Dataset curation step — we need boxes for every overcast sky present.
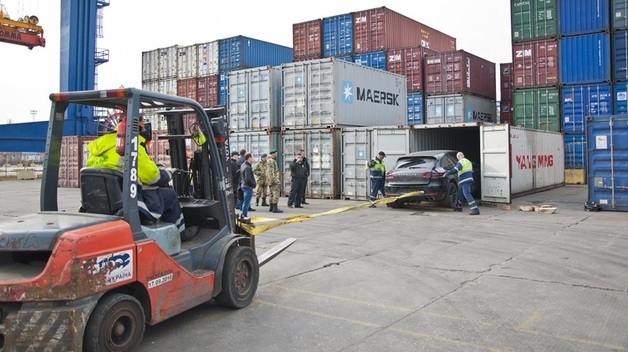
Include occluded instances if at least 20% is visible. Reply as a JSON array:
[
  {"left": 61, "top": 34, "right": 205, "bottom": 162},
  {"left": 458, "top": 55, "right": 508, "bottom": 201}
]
[{"left": 0, "top": 0, "right": 511, "bottom": 124}]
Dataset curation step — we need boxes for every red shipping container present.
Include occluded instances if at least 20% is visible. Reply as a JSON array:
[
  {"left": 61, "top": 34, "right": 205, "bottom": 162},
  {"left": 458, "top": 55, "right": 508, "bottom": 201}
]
[
  {"left": 424, "top": 50, "right": 496, "bottom": 99},
  {"left": 177, "top": 78, "right": 197, "bottom": 101},
  {"left": 293, "top": 19, "right": 323, "bottom": 61},
  {"left": 500, "top": 63, "right": 515, "bottom": 101},
  {"left": 387, "top": 46, "right": 438, "bottom": 93},
  {"left": 512, "top": 39, "right": 558, "bottom": 88},
  {"left": 500, "top": 100, "right": 514, "bottom": 125},
  {"left": 58, "top": 136, "right": 97, "bottom": 188},
  {"left": 353, "top": 7, "right": 456, "bottom": 54},
  {"left": 196, "top": 75, "right": 219, "bottom": 107}
]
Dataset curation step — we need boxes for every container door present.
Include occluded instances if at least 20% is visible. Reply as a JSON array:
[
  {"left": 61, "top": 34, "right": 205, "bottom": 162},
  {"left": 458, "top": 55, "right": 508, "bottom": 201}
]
[
  {"left": 372, "top": 127, "right": 411, "bottom": 172},
  {"left": 480, "top": 124, "right": 511, "bottom": 203},
  {"left": 341, "top": 128, "right": 371, "bottom": 200}
]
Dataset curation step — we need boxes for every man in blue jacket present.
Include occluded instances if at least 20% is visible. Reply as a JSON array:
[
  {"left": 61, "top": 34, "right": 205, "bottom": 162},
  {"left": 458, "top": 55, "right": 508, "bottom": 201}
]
[{"left": 445, "top": 152, "right": 480, "bottom": 215}]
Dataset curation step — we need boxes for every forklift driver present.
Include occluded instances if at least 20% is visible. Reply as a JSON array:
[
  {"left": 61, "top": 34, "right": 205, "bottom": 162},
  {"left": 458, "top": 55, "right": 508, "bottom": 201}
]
[{"left": 85, "top": 114, "right": 195, "bottom": 240}]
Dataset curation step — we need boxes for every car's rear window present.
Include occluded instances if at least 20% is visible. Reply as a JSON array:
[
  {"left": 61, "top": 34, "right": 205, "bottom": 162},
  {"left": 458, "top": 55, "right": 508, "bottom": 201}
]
[{"left": 394, "top": 157, "right": 437, "bottom": 170}]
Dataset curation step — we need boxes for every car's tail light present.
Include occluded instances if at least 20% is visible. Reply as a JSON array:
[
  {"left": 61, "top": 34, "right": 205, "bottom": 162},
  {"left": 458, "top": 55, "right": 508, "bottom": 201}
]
[{"left": 421, "top": 171, "right": 446, "bottom": 179}]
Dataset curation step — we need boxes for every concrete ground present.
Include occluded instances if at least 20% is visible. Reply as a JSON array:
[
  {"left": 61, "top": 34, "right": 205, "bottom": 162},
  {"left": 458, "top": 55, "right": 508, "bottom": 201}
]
[{"left": 1, "top": 180, "right": 627, "bottom": 351}]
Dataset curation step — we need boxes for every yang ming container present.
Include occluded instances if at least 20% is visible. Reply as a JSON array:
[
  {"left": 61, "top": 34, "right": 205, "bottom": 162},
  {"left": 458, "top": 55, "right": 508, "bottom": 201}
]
[
  {"left": 559, "top": 0, "right": 610, "bottom": 36},
  {"left": 218, "top": 35, "right": 293, "bottom": 72},
  {"left": 514, "top": 87, "right": 561, "bottom": 131},
  {"left": 323, "top": 13, "right": 353, "bottom": 57},
  {"left": 352, "top": 6, "right": 456, "bottom": 53},
  {"left": 227, "top": 66, "right": 282, "bottom": 132},
  {"left": 561, "top": 83, "right": 613, "bottom": 133},
  {"left": 586, "top": 115, "right": 628, "bottom": 211},
  {"left": 511, "top": 0, "right": 558, "bottom": 42},
  {"left": 387, "top": 46, "right": 438, "bottom": 93},
  {"left": 281, "top": 58, "right": 407, "bottom": 128},
  {"left": 425, "top": 94, "right": 496, "bottom": 124},
  {"left": 424, "top": 50, "right": 496, "bottom": 100},
  {"left": 559, "top": 33, "right": 611, "bottom": 84},
  {"left": 293, "top": 19, "right": 323, "bottom": 61},
  {"left": 512, "top": 38, "right": 559, "bottom": 88}
]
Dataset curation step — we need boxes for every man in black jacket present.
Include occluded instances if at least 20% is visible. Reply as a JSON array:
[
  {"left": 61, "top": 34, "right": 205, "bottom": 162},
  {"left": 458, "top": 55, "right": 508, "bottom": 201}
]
[
  {"left": 299, "top": 148, "right": 310, "bottom": 205},
  {"left": 287, "top": 151, "right": 308, "bottom": 208}
]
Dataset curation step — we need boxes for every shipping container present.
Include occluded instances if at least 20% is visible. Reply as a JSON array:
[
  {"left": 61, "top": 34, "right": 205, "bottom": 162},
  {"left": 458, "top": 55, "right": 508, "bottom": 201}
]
[
  {"left": 143, "top": 78, "right": 177, "bottom": 96},
  {"left": 218, "top": 35, "right": 293, "bottom": 72},
  {"left": 58, "top": 136, "right": 97, "bottom": 188},
  {"left": 407, "top": 92, "right": 424, "bottom": 125},
  {"left": 323, "top": 13, "right": 354, "bottom": 57},
  {"left": 512, "top": 38, "right": 559, "bottom": 88},
  {"left": 177, "top": 44, "right": 198, "bottom": 79},
  {"left": 560, "top": 33, "right": 611, "bottom": 84},
  {"left": 564, "top": 132, "right": 587, "bottom": 168},
  {"left": 559, "top": 0, "right": 610, "bottom": 36},
  {"left": 561, "top": 83, "right": 612, "bottom": 133},
  {"left": 281, "top": 129, "right": 342, "bottom": 199},
  {"left": 176, "top": 78, "right": 197, "bottom": 101},
  {"left": 227, "top": 66, "right": 282, "bottom": 132},
  {"left": 196, "top": 75, "right": 219, "bottom": 108},
  {"left": 281, "top": 58, "right": 408, "bottom": 128},
  {"left": 500, "top": 100, "right": 514, "bottom": 124},
  {"left": 425, "top": 94, "right": 496, "bottom": 124},
  {"left": 586, "top": 115, "right": 628, "bottom": 211},
  {"left": 387, "top": 46, "right": 437, "bottom": 93},
  {"left": 500, "top": 63, "right": 515, "bottom": 101},
  {"left": 614, "top": 81, "right": 628, "bottom": 113},
  {"left": 353, "top": 51, "right": 387, "bottom": 70},
  {"left": 514, "top": 87, "right": 561, "bottom": 131},
  {"left": 511, "top": 0, "right": 558, "bottom": 42},
  {"left": 157, "top": 45, "right": 178, "bottom": 80},
  {"left": 293, "top": 19, "right": 323, "bottom": 61},
  {"left": 219, "top": 71, "right": 228, "bottom": 106},
  {"left": 227, "top": 130, "right": 281, "bottom": 159},
  {"left": 197, "top": 41, "right": 220, "bottom": 77},
  {"left": 612, "top": 29, "right": 628, "bottom": 81},
  {"left": 425, "top": 50, "right": 496, "bottom": 99},
  {"left": 612, "top": 0, "right": 628, "bottom": 29},
  {"left": 352, "top": 6, "right": 456, "bottom": 54},
  {"left": 142, "top": 49, "right": 159, "bottom": 82}
]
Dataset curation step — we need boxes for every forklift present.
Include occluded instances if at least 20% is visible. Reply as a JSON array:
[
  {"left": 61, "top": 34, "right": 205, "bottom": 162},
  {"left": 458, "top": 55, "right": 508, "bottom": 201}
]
[{"left": 0, "top": 88, "right": 294, "bottom": 351}]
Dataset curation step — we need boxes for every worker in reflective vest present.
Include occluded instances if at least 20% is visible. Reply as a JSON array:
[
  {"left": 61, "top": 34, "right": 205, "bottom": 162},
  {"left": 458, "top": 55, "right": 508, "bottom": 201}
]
[
  {"left": 367, "top": 151, "right": 387, "bottom": 207},
  {"left": 445, "top": 152, "right": 480, "bottom": 215}
]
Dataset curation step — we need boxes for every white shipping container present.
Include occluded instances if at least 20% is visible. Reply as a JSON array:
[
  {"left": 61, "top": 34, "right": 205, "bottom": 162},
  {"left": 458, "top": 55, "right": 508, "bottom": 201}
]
[
  {"left": 177, "top": 45, "right": 198, "bottom": 79},
  {"left": 197, "top": 41, "right": 220, "bottom": 77},
  {"left": 158, "top": 45, "right": 178, "bottom": 79},
  {"left": 426, "top": 94, "right": 496, "bottom": 125},
  {"left": 228, "top": 66, "right": 282, "bottom": 132},
  {"left": 142, "top": 49, "right": 159, "bottom": 82},
  {"left": 281, "top": 58, "right": 408, "bottom": 128}
]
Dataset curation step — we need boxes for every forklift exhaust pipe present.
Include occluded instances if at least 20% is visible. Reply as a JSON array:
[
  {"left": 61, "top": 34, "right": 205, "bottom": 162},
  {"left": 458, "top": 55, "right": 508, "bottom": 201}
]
[{"left": 257, "top": 238, "right": 297, "bottom": 267}]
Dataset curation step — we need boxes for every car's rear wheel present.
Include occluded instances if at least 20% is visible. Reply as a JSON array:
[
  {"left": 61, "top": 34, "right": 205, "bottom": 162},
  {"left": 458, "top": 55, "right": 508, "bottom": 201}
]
[
  {"left": 387, "top": 201, "right": 403, "bottom": 208},
  {"left": 441, "top": 182, "right": 458, "bottom": 207}
]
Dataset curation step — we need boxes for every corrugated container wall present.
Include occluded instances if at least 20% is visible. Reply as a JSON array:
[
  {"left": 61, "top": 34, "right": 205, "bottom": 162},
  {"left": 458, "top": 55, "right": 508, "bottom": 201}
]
[
  {"left": 281, "top": 58, "right": 407, "bottom": 129},
  {"left": 512, "top": 38, "right": 559, "bottom": 88},
  {"left": 196, "top": 75, "right": 219, "bottom": 107},
  {"left": 614, "top": 82, "right": 628, "bottom": 114},
  {"left": 158, "top": 45, "right": 178, "bottom": 79},
  {"left": 341, "top": 127, "right": 372, "bottom": 200},
  {"left": 424, "top": 50, "right": 496, "bottom": 99},
  {"left": 514, "top": 87, "right": 561, "bottom": 131},
  {"left": 177, "top": 44, "right": 198, "bottom": 79},
  {"left": 612, "top": 30, "right": 628, "bottom": 81},
  {"left": 353, "top": 51, "right": 387, "bottom": 70},
  {"left": 352, "top": 6, "right": 456, "bottom": 54},
  {"left": 564, "top": 133, "right": 587, "bottom": 168},
  {"left": 219, "top": 36, "right": 293, "bottom": 72},
  {"left": 500, "top": 63, "right": 515, "bottom": 101},
  {"left": 426, "top": 94, "right": 496, "bottom": 124},
  {"left": 511, "top": 0, "right": 558, "bottom": 42},
  {"left": 586, "top": 115, "right": 628, "bottom": 211},
  {"left": 612, "top": 0, "right": 628, "bottom": 29},
  {"left": 323, "top": 13, "right": 354, "bottom": 57},
  {"left": 293, "top": 19, "right": 323, "bottom": 61},
  {"left": 407, "top": 92, "right": 424, "bottom": 125},
  {"left": 559, "top": 33, "right": 611, "bottom": 84},
  {"left": 387, "top": 46, "right": 437, "bottom": 93},
  {"left": 142, "top": 50, "right": 159, "bottom": 82},
  {"left": 227, "top": 66, "right": 282, "bottom": 132},
  {"left": 176, "top": 78, "right": 197, "bottom": 101},
  {"left": 228, "top": 131, "right": 281, "bottom": 159},
  {"left": 561, "top": 83, "right": 613, "bottom": 133},
  {"left": 500, "top": 101, "right": 514, "bottom": 124},
  {"left": 559, "top": 0, "right": 610, "bottom": 36},
  {"left": 197, "top": 41, "right": 220, "bottom": 77}
]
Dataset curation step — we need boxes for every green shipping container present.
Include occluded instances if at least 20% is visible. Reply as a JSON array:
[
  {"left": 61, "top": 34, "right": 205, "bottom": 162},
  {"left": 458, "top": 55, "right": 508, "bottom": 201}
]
[
  {"left": 514, "top": 87, "right": 561, "bottom": 131},
  {"left": 511, "top": 0, "right": 558, "bottom": 42}
]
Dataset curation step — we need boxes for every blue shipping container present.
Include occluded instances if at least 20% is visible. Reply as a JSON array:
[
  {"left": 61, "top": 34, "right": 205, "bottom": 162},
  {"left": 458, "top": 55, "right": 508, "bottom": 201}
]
[
  {"left": 614, "top": 82, "right": 628, "bottom": 114},
  {"left": 407, "top": 92, "right": 424, "bottom": 125},
  {"left": 564, "top": 133, "right": 587, "bottom": 168},
  {"left": 218, "top": 36, "right": 293, "bottom": 72},
  {"left": 559, "top": 33, "right": 611, "bottom": 84},
  {"left": 323, "top": 13, "right": 353, "bottom": 57},
  {"left": 219, "top": 71, "right": 228, "bottom": 106},
  {"left": 561, "top": 83, "right": 613, "bottom": 133},
  {"left": 559, "top": 0, "right": 611, "bottom": 36},
  {"left": 586, "top": 115, "right": 628, "bottom": 211},
  {"left": 612, "top": 30, "right": 628, "bottom": 81},
  {"left": 353, "top": 51, "right": 387, "bottom": 71}
]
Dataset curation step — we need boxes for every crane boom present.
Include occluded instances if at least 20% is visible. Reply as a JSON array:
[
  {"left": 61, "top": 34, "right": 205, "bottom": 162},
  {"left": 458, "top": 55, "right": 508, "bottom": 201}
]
[{"left": 0, "top": 5, "right": 45, "bottom": 49}]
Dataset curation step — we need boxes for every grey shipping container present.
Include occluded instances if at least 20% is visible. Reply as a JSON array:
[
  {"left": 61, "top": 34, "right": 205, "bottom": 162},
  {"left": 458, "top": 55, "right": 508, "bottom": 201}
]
[
  {"left": 613, "top": 0, "right": 628, "bottom": 30},
  {"left": 227, "top": 131, "right": 281, "bottom": 162},
  {"left": 227, "top": 66, "right": 282, "bottom": 132},
  {"left": 281, "top": 58, "right": 408, "bottom": 129},
  {"left": 425, "top": 94, "right": 496, "bottom": 125}
]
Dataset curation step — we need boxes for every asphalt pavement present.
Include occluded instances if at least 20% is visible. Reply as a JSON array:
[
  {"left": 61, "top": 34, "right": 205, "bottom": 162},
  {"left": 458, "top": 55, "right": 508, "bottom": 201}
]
[{"left": 1, "top": 180, "right": 627, "bottom": 351}]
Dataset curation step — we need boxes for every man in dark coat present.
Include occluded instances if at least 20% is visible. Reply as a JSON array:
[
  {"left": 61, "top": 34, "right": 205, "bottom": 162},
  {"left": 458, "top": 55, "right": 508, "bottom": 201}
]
[{"left": 287, "top": 151, "right": 308, "bottom": 208}]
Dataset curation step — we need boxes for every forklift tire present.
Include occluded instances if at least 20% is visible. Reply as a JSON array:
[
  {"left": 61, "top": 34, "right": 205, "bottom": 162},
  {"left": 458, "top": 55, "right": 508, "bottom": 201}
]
[
  {"left": 215, "top": 246, "right": 259, "bottom": 309},
  {"left": 83, "top": 293, "right": 146, "bottom": 352}
]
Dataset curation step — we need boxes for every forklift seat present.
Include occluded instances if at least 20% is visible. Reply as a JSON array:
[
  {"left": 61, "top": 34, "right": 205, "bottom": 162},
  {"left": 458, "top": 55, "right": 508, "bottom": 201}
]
[{"left": 80, "top": 168, "right": 124, "bottom": 215}]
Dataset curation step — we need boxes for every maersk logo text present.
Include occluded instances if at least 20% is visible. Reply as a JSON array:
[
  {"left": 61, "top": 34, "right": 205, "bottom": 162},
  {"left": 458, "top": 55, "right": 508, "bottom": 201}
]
[{"left": 356, "top": 87, "right": 399, "bottom": 106}]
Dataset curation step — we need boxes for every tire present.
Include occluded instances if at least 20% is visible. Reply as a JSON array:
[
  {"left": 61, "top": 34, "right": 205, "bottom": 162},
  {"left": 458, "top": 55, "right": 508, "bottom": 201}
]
[
  {"left": 387, "top": 201, "right": 403, "bottom": 209},
  {"left": 215, "top": 246, "right": 259, "bottom": 309},
  {"left": 441, "top": 182, "right": 458, "bottom": 207},
  {"left": 83, "top": 293, "right": 145, "bottom": 352}
]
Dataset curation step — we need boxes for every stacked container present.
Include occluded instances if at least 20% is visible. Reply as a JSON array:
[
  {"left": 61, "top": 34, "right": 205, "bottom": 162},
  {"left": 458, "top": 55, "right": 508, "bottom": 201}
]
[{"left": 499, "top": 63, "right": 515, "bottom": 124}]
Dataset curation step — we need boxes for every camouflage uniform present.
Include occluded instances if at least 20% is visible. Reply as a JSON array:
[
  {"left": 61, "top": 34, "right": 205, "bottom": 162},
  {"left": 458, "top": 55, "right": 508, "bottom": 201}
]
[
  {"left": 253, "top": 159, "right": 268, "bottom": 205},
  {"left": 266, "top": 153, "right": 282, "bottom": 212}
]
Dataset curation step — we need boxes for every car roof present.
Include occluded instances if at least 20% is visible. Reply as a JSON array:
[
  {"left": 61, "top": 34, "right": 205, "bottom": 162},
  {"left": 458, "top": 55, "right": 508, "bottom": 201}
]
[{"left": 401, "top": 150, "right": 458, "bottom": 158}]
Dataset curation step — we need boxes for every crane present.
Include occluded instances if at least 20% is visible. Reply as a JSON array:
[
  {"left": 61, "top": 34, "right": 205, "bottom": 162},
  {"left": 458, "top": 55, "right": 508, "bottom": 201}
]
[{"left": 0, "top": 1, "right": 45, "bottom": 49}]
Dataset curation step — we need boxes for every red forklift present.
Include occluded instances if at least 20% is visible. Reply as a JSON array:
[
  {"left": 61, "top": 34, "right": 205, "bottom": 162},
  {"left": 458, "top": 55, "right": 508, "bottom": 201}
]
[{"left": 0, "top": 88, "right": 294, "bottom": 351}]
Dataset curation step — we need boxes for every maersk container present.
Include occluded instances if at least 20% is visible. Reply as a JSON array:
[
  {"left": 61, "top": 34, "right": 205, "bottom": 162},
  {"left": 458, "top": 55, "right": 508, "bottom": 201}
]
[
  {"left": 281, "top": 129, "right": 342, "bottom": 199},
  {"left": 514, "top": 87, "right": 561, "bottom": 131},
  {"left": 197, "top": 41, "right": 219, "bottom": 77},
  {"left": 227, "top": 66, "right": 282, "bottom": 132},
  {"left": 157, "top": 45, "right": 178, "bottom": 80},
  {"left": 323, "top": 13, "right": 353, "bottom": 57},
  {"left": 387, "top": 46, "right": 437, "bottom": 93},
  {"left": 614, "top": 81, "right": 628, "bottom": 114},
  {"left": 564, "top": 133, "right": 587, "bottom": 168},
  {"left": 142, "top": 49, "right": 159, "bottom": 82},
  {"left": 177, "top": 44, "right": 198, "bottom": 79},
  {"left": 512, "top": 38, "right": 559, "bottom": 88},
  {"left": 559, "top": 0, "right": 611, "bottom": 36},
  {"left": 561, "top": 83, "right": 613, "bottom": 133},
  {"left": 425, "top": 94, "right": 496, "bottom": 125},
  {"left": 425, "top": 50, "right": 496, "bottom": 100},
  {"left": 352, "top": 6, "right": 456, "bottom": 54},
  {"left": 407, "top": 92, "right": 424, "bottom": 125},
  {"left": 586, "top": 115, "right": 628, "bottom": 211},
  {"left": 293, "top": 19, "right": 323, "bottom": 61},
  {"left": 612, "top": 0, "right": 628, "bottom": 29},
  {"left": 281, "top": 58, "right": 407, "bottom": 129},
  {"left": 612, "top": 30, "right": 628, "bottom": 81},
  {"left": 353, "top": 51, "right": 387, "bottom": 70},
  {"left": 511, "top": 0, "right": 558, "bottom": 42},
  {"left": 559, "top": 33, "right": 611, "bottom": 84},
  {"left": 218, "top": 35, "right": 293, "bottom": 72}
]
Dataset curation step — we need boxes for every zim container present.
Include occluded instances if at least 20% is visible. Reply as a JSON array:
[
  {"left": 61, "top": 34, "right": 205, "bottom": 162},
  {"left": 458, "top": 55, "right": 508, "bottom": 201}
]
[
  {"left": 293, "top": 19, "right": 323, "bottom": 61},
  {"left": 387, "top": 46, "right": 438, "bottom": 93},
  {"left": 424, "top": 50, "right": 496, "bottom": 99},
  {"left": 512, "top": 38, "right": 559, "bottom": 88}
]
